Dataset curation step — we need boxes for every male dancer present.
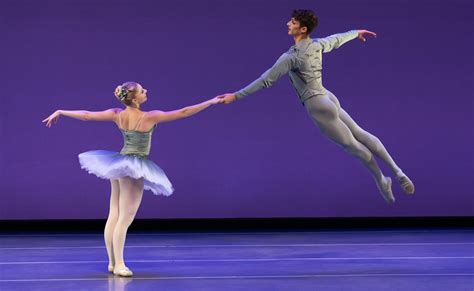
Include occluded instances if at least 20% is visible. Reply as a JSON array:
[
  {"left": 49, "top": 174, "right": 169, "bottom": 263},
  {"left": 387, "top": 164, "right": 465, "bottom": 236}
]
[{"left": 218, "top": 9, "right": 414, "bottom": 203}]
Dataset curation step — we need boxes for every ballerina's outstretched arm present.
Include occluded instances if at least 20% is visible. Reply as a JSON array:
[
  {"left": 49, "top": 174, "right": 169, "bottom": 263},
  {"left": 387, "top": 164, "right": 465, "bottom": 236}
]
[
  {"left": 42, "top": 108, "right": 122, "bottom": 128},
  {"left": 147, "top": 96, "right": 223, "bottom": 124}
]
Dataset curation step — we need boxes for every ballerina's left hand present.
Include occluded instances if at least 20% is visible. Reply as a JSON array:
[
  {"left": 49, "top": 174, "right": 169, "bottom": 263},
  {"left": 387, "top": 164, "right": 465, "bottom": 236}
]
[
  {"left": 357, "top": 30, "right": 377, "bottom": 42},
  {"left": 42, "top": 110, "right": 61, "bottom": 128}
]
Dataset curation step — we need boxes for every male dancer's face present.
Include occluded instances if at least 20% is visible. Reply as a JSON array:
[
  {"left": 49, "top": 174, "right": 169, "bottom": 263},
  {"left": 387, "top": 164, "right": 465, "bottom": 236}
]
[{"left": 287, "top": 18, "right": 308, "bottom": 37}]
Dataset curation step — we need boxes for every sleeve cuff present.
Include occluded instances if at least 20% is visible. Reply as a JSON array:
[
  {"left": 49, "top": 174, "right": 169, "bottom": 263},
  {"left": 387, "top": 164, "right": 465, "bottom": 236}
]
[
  {"left": 349, "top": 30, "right": 359, "bottom": 39},
  {"left": 234, "top": 91, "right": 245, "bottom": 100}
]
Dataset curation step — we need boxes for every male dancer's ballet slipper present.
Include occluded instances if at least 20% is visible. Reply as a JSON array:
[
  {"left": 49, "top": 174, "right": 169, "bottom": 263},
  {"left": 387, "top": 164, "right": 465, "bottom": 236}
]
[
  {"left": 397, "top": 174, "right": 415, "bottom": 194},
  {"left": 377, "top": 177, "right": 395, "bottom": 203},
  {"left": 113, "top": 266, "right": 133, "bottom": 277},
  {"left": 108, "top": 264, "right": 114, "bottom": 273}
]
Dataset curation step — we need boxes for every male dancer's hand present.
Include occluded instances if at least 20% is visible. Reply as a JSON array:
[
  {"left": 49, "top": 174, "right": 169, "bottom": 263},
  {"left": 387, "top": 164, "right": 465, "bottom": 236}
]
[
  {"left": 216, "top": 93, "right": 237, "bottom": 104},
  {"left": 209, "top": 96, "right": 226, "bottom": 105},
  {"left": 357, "top": 30, "right": 377, "bottom": 42}
]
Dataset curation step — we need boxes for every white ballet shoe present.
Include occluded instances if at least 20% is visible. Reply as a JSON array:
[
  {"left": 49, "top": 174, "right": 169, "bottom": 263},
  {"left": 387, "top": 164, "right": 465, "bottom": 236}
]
[
  {"left": 397, "top": 173, "right": 415, "bottom": 194},
  {"left": 108, "top": 264, "right": 114, "bottom": 273},
  {"left": 377, "top": 177, "right": 395, "bottom": 203},
  {"left": 113, "top": 266, "right": 133, "bottom": 277}
]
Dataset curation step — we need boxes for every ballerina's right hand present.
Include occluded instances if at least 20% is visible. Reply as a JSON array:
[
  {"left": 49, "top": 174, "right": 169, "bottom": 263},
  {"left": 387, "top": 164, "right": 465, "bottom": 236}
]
[
  {"left": 209, "top": 96, "right": 226, "bottom": 105},
  {"left": 42, "top": 110, "right": 61, "bottom": 128}
]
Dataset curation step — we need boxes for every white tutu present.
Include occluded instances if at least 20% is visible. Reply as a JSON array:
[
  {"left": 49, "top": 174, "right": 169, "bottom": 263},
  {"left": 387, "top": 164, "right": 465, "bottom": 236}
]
[{"left": 78, "top": 150, "right": 174, "bottom": 196}]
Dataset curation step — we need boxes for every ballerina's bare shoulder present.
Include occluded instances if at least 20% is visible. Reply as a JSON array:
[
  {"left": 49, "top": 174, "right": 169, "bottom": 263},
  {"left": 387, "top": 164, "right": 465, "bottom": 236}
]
[{"left": 116, "top": 110, "right": 155, "bottom": 133}]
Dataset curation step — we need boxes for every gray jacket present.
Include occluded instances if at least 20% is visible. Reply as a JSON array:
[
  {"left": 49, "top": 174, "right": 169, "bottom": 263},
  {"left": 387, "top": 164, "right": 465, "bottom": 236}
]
[{"left": 235, "top": 30, "right": 359, "bottom": 103}]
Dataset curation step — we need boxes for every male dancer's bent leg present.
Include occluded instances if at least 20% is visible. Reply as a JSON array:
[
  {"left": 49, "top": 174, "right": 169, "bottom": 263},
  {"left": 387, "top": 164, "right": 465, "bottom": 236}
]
[
  {"left": 326, "top": 91, "right": 414, "bottom": 194},
  {"left": 304, "top": 94, "right": 394, "bottom": 203}
]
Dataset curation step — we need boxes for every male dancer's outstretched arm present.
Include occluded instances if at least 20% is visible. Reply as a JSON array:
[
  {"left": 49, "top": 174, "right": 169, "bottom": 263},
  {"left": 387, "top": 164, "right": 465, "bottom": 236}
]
[
  {"left": 317, "top": 30, "right": 361, "bottom": 52},
  {"left": 233, "top": 53, "right": 296, "bottom": 100},
  {"left": 218, "top": 29, "right": 375, "bottom": 104}
]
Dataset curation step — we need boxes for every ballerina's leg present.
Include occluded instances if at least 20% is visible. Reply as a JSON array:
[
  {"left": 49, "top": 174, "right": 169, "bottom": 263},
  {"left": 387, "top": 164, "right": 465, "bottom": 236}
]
[
  {"left": 104, "top": 179, "right": 120, "bottom": 271},
  {"left": 113, "top": 177, "right": 144, "bottom": 271}
]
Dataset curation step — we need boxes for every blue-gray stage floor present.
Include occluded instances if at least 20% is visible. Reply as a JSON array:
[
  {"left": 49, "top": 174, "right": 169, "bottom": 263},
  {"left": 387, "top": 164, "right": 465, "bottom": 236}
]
[{"left": 0, "top": 228, "right": 473, "bottom": 290}]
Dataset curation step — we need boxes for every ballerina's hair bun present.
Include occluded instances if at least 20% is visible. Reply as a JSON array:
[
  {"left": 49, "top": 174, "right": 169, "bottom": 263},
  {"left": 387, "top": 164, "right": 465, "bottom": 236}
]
[
  {"left": 114, "top": 81, "right": 140, "bottom": 105},
  {"left": 114, "top": 85, "right": 129, "bottom": 102}
]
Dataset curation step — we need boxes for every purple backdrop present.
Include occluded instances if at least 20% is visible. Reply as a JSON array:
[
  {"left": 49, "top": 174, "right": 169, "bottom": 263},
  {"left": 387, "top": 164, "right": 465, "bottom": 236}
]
[{"left": 1, "top": 0, "right": 472, "bottom": 219}]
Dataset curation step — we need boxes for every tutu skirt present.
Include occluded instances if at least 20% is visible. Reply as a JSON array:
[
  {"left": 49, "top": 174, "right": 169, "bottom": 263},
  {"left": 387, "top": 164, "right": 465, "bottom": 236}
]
[{"left": 78, "top": 150, "right": 174, "bottom": 196}]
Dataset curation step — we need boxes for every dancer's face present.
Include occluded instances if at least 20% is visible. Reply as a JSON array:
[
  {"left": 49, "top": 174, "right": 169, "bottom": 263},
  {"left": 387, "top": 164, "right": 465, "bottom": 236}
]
[
  {"left": 287, "top": 18, "right": 307, "bottom": 36},
  {"left": 133, "top": 84, "right": 148, "bottom": 105}
]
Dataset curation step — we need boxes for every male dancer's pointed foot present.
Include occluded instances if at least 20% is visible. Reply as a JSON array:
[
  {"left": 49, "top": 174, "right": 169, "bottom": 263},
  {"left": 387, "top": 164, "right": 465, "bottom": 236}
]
[
  {"left": 396, "top": 172, "right": 415, "bottom": 194},
  {"left": 377, "top": 176, "right": 395, "bottom": 203}
]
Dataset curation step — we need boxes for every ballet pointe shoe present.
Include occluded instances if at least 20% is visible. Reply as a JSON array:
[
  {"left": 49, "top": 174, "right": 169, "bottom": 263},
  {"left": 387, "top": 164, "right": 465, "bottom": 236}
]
[
  {"left": 396, "top": 173, "right": 415, "bottom": 194},
  {"left": 113, "top": 266, "right": 133, "bottom": 277},
  {"left": 377, "top": 177, "right": 395, "bottom": 204},
  {"left": 108, "top": 264, "right": 114, "bottom": 273}
]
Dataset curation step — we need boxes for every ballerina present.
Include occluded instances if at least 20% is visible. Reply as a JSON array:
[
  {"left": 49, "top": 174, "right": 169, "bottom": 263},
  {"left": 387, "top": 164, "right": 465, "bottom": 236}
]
[{"left": 43, "top": 81, "right": 223, "bottom": 276}]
